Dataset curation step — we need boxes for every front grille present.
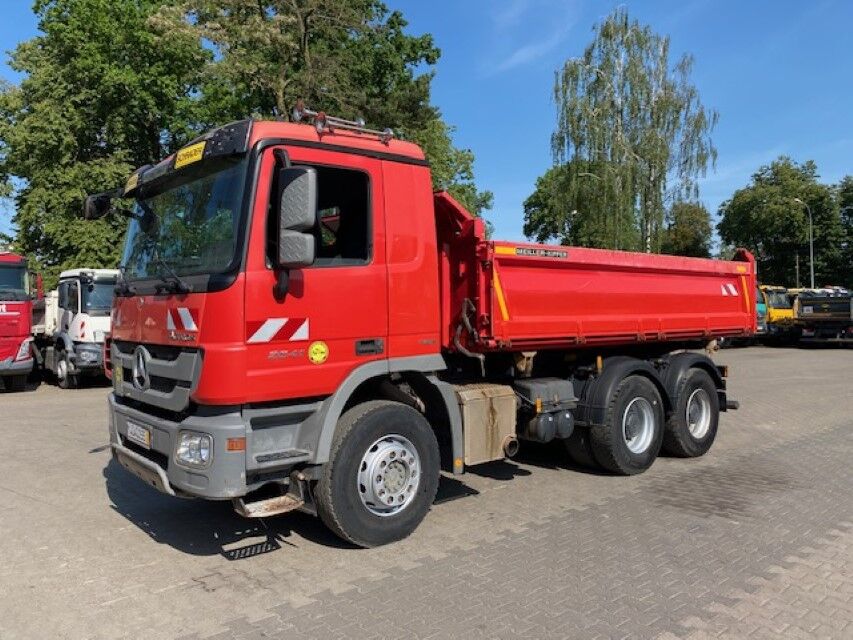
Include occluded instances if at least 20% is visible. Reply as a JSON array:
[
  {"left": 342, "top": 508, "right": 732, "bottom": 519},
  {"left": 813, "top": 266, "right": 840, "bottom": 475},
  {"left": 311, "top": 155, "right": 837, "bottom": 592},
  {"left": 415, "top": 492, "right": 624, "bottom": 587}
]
[{"left": 112, "top": 341, "right": 202, "bottom": 413}]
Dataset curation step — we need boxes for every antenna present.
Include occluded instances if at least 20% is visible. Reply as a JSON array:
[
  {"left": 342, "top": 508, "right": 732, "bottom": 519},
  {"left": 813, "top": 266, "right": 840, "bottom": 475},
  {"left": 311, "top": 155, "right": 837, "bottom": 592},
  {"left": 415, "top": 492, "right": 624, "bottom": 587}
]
[{"left": 291, "top": 100, "right": 394, "bottom": 144}]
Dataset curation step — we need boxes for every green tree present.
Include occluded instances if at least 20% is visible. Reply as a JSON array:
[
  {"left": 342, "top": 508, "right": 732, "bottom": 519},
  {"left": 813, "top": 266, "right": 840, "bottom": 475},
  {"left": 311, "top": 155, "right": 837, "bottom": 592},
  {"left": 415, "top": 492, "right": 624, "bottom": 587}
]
[
  {"left": 835, "top": 175, "right": 853, "bottom": 287},
  {"left": 2, "top": 0, "right": 491, "bottom": 287},
  {"left": 0, "top": 0, "right": 207, "bottom": 287},
  {"left": 661, "top": 201, "right": 711, "bottom": 257},
  {"left": 156, "top": 0, "right": 492, "bottom": 215},
  {"left": 537, "top": 8, "right": 717, "bottom": 251},
  {"left": 717, "top": 157, "right": 845, "bottom": 287},
  {"left": 523, "top": 161, "right": 623, "bottom": 248}
]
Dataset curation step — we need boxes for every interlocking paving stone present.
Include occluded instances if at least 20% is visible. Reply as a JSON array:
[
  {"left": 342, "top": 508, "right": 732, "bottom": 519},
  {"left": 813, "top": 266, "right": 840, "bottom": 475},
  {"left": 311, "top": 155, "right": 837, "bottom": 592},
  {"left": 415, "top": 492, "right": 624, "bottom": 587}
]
[{"left": 0, "top": 347, "right": 851, "bottom": 639}]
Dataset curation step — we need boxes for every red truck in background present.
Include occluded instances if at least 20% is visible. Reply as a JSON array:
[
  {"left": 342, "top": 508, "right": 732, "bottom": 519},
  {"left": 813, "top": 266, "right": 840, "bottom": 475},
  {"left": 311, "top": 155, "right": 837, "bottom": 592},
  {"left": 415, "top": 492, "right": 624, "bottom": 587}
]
[
  {"left": 0, "top": 251, "right": 37, "bottom": 391},
  {"left": 86, "top": 113, "right": 755, "bottom": 547}
]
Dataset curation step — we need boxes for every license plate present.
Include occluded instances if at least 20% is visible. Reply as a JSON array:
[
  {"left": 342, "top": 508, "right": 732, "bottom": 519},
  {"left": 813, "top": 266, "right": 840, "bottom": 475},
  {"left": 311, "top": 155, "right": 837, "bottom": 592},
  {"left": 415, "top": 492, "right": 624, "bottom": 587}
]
[
  {"left": 802, "top": 306, "right": 813, "bottom": 315},
  {"left": 126, "top": 422, "right": 151, "bottom": 449}
]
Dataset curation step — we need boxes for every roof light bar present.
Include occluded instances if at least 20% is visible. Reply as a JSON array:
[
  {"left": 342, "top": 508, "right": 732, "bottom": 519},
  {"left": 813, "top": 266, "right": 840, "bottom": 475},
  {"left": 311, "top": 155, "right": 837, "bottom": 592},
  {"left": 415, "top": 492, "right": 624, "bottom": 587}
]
[{"left": 291, "top": 100, "right": 394, "bottom": 144}]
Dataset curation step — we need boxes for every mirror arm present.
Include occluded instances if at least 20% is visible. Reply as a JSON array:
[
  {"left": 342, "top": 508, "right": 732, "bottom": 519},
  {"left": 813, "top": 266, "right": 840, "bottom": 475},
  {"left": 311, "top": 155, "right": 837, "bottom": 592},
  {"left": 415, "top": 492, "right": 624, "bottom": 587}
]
[{"left": 273, "top": 269, "right": 290, "bottom": 301}]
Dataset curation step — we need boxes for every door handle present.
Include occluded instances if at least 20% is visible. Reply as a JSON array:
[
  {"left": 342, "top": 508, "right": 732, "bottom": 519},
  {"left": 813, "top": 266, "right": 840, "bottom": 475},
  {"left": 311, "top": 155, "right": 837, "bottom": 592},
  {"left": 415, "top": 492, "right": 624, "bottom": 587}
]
[{"left": 355, "top": 339, "right": 384, "bottom": 356}]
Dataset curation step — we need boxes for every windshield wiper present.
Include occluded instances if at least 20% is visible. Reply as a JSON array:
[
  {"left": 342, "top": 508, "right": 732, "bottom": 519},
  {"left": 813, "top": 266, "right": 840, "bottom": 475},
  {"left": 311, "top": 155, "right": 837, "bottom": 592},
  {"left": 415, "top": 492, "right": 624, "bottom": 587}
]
[{"left": 153, "top": 254, "right": 192, "bottom": 295}]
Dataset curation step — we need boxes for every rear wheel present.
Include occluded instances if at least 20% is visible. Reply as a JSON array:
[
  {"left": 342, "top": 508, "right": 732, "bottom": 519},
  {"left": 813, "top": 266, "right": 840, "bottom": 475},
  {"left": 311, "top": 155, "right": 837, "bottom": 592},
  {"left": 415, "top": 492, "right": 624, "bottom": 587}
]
[
  {"left": 315, "top": 400, "right": 440, "bottom": 548},
  {"left": 663, "top": 368, "right": 719, "bottom": 457},
  {"left": 588, "top": 375, "right": 664, "bottom": 475}
]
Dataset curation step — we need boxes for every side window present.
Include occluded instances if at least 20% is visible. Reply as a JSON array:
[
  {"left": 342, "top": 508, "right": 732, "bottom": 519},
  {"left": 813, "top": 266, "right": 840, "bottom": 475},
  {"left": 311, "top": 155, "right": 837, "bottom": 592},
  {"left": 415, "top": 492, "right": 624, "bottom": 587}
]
[
  {"left": 68, "top": 281, "right": 80, "bottom": 314},
  {"left": 314, "top": 166, "right": 371, "bottom": 266},
  {"left": 265, "top": 162, "right": 371, "bottom": 268},
  {"left": 57, "top": 283, "right": 67, "bottom": 309}
]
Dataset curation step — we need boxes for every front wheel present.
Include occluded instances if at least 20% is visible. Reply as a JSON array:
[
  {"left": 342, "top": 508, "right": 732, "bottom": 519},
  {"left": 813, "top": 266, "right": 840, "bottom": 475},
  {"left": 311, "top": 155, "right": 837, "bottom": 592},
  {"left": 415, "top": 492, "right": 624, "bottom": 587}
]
[
  {"left": 588, "top": 375, "right": 664, "bottom": 475},
  {"left": 315, "top": 400, "right": 440, "bottom": 548},
  {"left": 662, "top": 368, "right": 719, "bottom": 457},
  {"left": 55, "top": 350, "right": 77, "bottom": 389}
]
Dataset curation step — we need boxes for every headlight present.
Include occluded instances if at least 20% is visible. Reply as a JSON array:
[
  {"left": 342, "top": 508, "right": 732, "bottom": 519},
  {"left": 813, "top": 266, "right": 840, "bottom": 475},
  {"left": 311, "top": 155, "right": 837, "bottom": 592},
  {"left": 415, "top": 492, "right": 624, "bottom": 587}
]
[
  {"left": 15, "top": 338, "right": 33, "bottom": 362},
  {"left": 176, "top": 431, "right": 212, "bottom": 468},
  {"left": 78, "top": 349, "right": 98, "bottom": 362}
]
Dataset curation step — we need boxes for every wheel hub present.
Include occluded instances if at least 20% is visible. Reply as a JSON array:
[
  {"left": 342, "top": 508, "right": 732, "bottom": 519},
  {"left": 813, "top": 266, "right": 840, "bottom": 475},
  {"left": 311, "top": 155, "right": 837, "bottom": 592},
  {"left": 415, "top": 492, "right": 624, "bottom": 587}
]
[
  {"left": 622, "top": 397, "right": 655, "bottom": 454},
  {"left": 686, "top": 388, "right": 711, "bottom": 438},
  {"left": 357, "top": 435, "right": 420, "bottom": 517}
]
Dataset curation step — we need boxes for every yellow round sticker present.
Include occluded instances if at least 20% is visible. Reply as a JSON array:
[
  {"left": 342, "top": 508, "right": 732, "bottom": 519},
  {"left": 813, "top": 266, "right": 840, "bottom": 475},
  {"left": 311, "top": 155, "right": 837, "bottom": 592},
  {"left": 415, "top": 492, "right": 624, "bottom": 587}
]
[{"left": 308, "top": 341, "right": 329, "bottom": 364}]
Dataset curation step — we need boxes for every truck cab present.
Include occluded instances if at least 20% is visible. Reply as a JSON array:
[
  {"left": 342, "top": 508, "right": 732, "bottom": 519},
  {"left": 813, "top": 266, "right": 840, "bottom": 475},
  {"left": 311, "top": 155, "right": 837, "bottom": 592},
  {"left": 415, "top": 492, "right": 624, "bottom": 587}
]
[
  {"left": 758, "top": 285, "right": 795, "bottom": 342},
  {"left": 755, "top": 286, "right": 768, "bottom": 336},
  {"left": 0, "top": 252, "right": 35, "bottom": 391},
  {"left": 40, "top": 269, "right": 118, "bottom": 388}
]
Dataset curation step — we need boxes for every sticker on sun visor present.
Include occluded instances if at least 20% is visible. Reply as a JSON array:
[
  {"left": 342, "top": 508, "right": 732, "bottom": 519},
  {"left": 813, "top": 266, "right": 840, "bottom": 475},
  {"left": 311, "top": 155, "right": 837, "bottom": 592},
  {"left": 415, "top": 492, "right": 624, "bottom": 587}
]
[
  {"left": 124, "top": 172, "right": 140, "bottom": 194},
  {"left": 174, "top": 141, "right": 206, "bottom": 169}
]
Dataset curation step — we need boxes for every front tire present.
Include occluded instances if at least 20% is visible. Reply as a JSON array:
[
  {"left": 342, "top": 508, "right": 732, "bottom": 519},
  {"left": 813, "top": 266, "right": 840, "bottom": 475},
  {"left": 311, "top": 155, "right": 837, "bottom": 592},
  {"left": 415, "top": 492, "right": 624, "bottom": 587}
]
[
  {"left": 315, "top": 400, "right": 440, "bottom": 548},
  {"left": 662, "top": 368, "right": 719, "bottom": 457},
  {"left": 588, "top": 376, "right": 664, "bottom": 475},
  {"left": 55, "top": 350, "right": 77, "bottom": 389}
]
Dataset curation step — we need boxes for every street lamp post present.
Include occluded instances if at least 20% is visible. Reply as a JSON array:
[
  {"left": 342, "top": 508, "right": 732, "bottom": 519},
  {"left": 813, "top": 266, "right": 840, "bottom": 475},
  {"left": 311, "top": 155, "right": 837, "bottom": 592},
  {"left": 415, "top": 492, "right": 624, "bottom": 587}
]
[{"left": 793, "top": 198, "right": 814, "bottom": 289}]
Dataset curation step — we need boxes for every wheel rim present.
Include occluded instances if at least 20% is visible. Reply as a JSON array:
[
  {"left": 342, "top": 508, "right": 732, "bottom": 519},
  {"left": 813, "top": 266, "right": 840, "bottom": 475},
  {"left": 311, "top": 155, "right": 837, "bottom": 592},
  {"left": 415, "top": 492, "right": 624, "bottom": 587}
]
[
  {"left": 357, "top": 434, "right": 421, "bottom": 517},
  {"left": 686, "top": 388, "right": 712, "bottom": 439},
  {"left": 56, "top": 358, "right": 68, "bottom": 382},
  {"left": 622, "top": 397, "right": 655, "bottom": 454}
]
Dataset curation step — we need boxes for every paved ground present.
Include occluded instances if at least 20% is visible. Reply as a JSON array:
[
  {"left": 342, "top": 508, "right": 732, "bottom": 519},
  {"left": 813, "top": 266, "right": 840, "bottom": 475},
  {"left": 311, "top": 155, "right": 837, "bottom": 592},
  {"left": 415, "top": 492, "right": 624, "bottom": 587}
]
[{"left": 0, "top": 346, "right": 851, "bottom": 639}]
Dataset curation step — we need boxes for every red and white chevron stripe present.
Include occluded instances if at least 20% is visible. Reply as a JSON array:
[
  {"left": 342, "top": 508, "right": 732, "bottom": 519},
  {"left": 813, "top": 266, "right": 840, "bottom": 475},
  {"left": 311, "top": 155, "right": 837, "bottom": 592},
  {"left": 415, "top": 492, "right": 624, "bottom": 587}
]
[
  {"left": 247, "top": 318, "right": 310, "bottom": 344},
  {"left": 167, "top": 307, "right": 198, "bottom": 332},
  {"left": 720, "top": 283, "right": 738, "bottom": 296}
]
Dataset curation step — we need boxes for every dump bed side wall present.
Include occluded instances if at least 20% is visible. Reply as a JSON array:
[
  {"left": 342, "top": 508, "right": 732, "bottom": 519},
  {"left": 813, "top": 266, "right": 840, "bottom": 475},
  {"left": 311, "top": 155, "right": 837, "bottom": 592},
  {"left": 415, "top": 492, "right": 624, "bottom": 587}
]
[{"left": 480, "top": 242, "right": 756, "bottom": 351}]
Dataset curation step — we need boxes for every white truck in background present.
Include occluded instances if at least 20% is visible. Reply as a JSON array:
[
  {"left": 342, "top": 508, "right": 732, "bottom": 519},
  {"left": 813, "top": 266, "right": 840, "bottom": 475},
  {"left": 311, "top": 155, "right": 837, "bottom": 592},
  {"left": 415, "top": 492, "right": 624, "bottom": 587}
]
[{"left": 32, "top": 268, "right": 118, "bottom": 388}]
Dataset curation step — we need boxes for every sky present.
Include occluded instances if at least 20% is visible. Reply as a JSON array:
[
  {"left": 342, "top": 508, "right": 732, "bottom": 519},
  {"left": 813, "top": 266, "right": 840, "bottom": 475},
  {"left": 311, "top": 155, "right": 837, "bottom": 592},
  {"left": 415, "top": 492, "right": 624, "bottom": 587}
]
[{"left": 1, "top": 0, "right": 852, "bottom": 243}]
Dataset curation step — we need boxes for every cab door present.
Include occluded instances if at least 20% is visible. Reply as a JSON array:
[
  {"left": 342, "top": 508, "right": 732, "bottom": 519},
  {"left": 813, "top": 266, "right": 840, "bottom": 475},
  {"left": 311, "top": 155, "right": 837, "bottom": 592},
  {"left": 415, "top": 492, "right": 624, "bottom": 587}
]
[{"left": 243, "top": 145, "right": 388, "bottom": 403}]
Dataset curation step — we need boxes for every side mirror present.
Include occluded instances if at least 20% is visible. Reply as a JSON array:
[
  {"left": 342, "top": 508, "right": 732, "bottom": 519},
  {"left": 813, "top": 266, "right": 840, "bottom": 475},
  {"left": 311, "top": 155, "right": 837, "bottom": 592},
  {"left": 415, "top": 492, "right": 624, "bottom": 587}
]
[
  {"left": 274, "top": 166, "right": 317, "bottom": 299},
  {"left": 278, "top": 166, "right": 318, "bottom": 236},
  {"left": 83, "top": 192, "right": 114, "bottom": 220}
]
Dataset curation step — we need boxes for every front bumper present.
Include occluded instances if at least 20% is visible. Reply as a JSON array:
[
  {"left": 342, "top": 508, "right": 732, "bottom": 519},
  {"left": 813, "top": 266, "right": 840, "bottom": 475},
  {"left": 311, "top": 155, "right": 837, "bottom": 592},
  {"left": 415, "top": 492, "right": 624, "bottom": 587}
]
[
  {"left": 0, "top": 357, "right": 33, "bottom": 377},
  {"left": 71, "top": 343, "right": 104, "bottom": 373},
  {"left": 109, "top": 393, "right": 249, "bottom": 499}
]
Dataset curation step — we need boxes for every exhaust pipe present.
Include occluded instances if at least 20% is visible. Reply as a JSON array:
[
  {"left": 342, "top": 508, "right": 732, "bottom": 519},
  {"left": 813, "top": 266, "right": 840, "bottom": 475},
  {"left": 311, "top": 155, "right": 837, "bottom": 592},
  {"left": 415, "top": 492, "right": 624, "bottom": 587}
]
[{"left": 502, "top": 435, "right": 519, "bottom": 458}]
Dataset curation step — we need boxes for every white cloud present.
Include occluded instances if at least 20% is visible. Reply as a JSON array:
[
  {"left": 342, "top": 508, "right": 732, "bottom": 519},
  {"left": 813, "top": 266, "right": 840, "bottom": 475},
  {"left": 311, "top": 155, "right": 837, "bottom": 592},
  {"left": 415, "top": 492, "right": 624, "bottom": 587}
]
[
  {"left": 487, "top": 0, "right": 580, "bottom": 75},
  {"left": 493, "top": 30, "right": 568, "bottom": 72}
]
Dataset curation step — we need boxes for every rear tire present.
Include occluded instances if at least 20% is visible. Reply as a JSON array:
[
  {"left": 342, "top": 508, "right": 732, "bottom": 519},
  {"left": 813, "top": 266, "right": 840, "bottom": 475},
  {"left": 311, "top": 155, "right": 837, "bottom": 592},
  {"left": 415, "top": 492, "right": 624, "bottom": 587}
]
[
  {"left": 588, "top": 375, "right": 664, "bottom": 475},
  {"left": 315, "top": 400, "right": 440, "bottom": 548},
  {"left": 662, "top": 368, "right": 719, "bottom": 458}
]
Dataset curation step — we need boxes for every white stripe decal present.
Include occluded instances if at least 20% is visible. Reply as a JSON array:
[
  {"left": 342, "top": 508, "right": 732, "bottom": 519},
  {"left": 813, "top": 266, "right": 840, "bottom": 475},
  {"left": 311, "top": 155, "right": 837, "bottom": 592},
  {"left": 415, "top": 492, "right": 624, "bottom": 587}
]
[
  {"left": 177, "top": 307, "right": 197, "bottom": 331},
  {"left": 248, "top": 318, "right": 287, "bottom": 344},
  {"left": 166, "top": 310, "right": 176, "bottom": 331},
  {"left": 721, "top": 284, "right": 728, "bottom": 296},
  {"left": 290, "top": 319, "right": 309, "bottom": 341},
  {"left": 726, "top": 284, "right": 738, "bottom": 296}
]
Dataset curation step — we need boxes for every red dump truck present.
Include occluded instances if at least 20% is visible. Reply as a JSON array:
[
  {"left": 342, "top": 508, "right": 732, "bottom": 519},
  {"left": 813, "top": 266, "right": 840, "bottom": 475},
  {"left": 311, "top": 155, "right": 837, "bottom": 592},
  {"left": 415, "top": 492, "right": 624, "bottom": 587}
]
[
  {"left": 0, "top": 251, "right": 36, "bottom": 391},
  {"left": 86, "top": 113, "right": 755, "bottom": 547}
]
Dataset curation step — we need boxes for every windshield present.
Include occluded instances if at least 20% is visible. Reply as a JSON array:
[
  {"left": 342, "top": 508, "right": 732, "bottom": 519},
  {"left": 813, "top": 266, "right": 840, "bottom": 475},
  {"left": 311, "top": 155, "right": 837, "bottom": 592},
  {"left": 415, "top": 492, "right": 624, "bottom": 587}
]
[
  {"left": 765, "top": 291, "right": 791, "bottom": 308},
  {"left": 122, "top": 160, "right": 247, "bottom": 281},
  {"left": 0, "top": 265, "right": 29, "bottom": 301},
  {"left": 82, "top": 280, "right": 115, "bottom": 314}
]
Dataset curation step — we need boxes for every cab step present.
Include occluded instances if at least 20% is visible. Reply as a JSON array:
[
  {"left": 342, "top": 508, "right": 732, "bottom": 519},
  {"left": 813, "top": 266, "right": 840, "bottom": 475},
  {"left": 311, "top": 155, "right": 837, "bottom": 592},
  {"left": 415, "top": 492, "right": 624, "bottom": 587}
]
[{"left": 233, "top": 493, "right": 304, "bottom": 518}]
